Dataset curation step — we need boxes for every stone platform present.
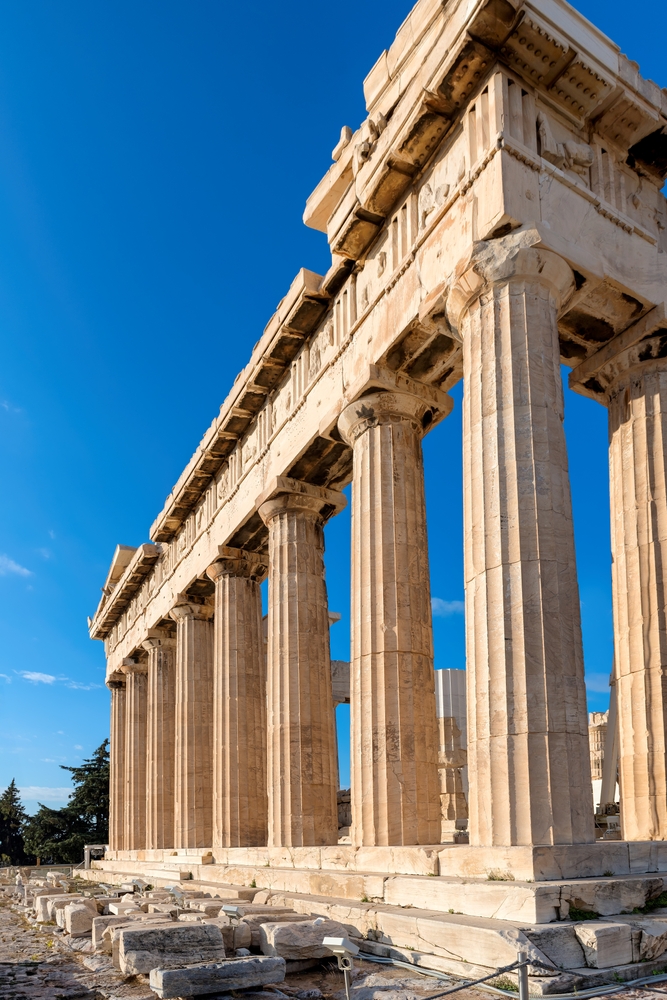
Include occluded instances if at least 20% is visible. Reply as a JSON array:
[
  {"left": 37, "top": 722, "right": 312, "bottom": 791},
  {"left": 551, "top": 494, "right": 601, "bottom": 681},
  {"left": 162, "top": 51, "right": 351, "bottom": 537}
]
[{"left": 83, "top": 845, "right": 667, "bottom": 994}]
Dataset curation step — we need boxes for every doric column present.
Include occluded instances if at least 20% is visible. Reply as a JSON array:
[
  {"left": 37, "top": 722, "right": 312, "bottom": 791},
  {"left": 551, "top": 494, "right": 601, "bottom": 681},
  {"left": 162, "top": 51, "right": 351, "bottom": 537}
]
[
  {"left": 123, "top": 661, "right": 148, "bottom": 851},
  {"left": 206, "top": 548, "right": 268, "bottom": 848},
  {"left": 447, "top": 232, "right": 594, "bottom": 847},
  {"left": 436, "top": 669, "right": 468, "bottom": 843},
  {"left": 108, "top": 674, "right": 126, "bottom": 852},
  {"left": 141, "top": 631, "right": 176, "bottom": 850},
  {"left": 169, "top": 600, "right": 214, "bottom": 849},
  {"left": 257, "top": 477, "right": 344, "bottom": 847},
  {"left": 338, "top": 391, "right": 442, "bottom": 846},
  {"left": 606, "top": 353, "right": 667, "bottom": 839}
]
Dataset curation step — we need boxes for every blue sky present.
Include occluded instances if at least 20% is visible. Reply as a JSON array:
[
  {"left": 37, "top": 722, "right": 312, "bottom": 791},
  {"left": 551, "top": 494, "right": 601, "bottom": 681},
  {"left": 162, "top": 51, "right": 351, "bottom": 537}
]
[{"left": 0, "top": 0, "right": 664, "bottom": 806}]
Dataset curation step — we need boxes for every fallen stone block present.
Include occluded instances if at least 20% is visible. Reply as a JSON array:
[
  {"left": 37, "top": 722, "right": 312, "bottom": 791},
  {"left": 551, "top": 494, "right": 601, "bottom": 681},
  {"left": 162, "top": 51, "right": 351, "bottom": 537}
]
[
  {"left": 259, "top": 917, "right": 350, "bottom": 960},
  {"left": 108, "top": 901, "right": 142, "bottom": 915},
  {"left": 94, "top": 912, "right": 173, "bottom": 952},
  {"left": 65, "top": 903, "right": 95, "bottom": 937},
  {"left": 202, "top": 918, "right": 252, "bottom": 952},
  {"left": 30, "top": 887, "right": 59, "bottom": 908},
  {"left": 47, "top": 894, "right": 84, "bottom": 920},
  {"left": 574, "top": 921, "right": 633, "bottom": 968},
  {"left": 243, "top": 912, "right": 312, "bottom": 948},
  {"left": 35, "top": 894, "right": 68, "bottom": 922},
  {"left": 187, "top": 901, "right": 224, "bottom": 917},
  {"left": 148, "top": 902, "right": 178, "bottom": 916},
  {"left": 89, "top": 895, "right": 121, "bottom": 913},
  {"left": 116, "top": 922, "right": 226, "bottom": 975},
  {"left": 149, "top": 954, "right": 286, "bottom": 999}
]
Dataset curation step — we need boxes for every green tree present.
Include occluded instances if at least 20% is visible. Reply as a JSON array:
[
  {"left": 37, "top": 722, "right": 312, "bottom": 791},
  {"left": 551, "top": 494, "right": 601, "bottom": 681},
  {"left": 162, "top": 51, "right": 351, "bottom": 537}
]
[
  {"left": 23, "top": 740, "right": 110, "bottom": 865},
  {"left": 0, "top": 779, "right": 31, "bottom": 865},
  {"left": 62, "top": 739, "right": 110, "bottom": 843}
]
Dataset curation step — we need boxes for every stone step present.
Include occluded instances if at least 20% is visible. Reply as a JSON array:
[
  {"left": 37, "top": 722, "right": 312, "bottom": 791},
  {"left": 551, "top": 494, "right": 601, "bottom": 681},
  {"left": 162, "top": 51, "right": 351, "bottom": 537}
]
[
  {"left": 65, "top": 870, "right": 667, "bottom": 990},
  {"left": 105, "top": 841, "right": 667, "bottom": 881},
  {"left": 106, "top": 846, "right": 442, "bottom": 877},
  {"left": 87, "top": 859, "right": 667, "bottom": 924}
]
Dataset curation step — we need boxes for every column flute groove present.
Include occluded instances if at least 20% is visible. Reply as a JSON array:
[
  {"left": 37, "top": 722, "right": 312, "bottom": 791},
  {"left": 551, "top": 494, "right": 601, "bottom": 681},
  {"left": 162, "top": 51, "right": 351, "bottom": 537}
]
[
  {"left": 108, "top": 674, "right": 126, "bottom": 853},
  {"left": 123, "top": 661, "right": 148, "bottom": 852},
  {"left": 605, "top": 351, "right": 667, "bottom": 839},
  {"left": 447, "top": 232, "right": 594, "bottom": 847},
  {"left": 169, "top": 599, "right": 214, "bottom": 849},
  {"left": 258, "top": 477, "right": 344, "bottom": 847},
  {"left": 142, "top": 631, "right": 176, "bottom": 850},
  {"left": 339, "top": 389, "right": 444, "bottom": 846},
  {"left": 207, "top": 547, "right": 268, "bottom": 848}
]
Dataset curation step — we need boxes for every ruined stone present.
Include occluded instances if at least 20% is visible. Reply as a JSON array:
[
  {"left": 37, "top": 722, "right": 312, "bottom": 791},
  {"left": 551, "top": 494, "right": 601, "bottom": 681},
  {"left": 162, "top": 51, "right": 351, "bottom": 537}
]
[
  {"left": 149, "top": 955, "right": 286, "bottom": 1000},
  {"left": 115, "top": 922, "right": 226, "bottom": 975},
  {"left": 259, "top": 918, "right": 350, "bottom": 960},
  {"left": 574, "top": 922, "right": 633, "bottom": 969},
  {"left": 64, "top": 903, "right": 95, "bottom": 937}
]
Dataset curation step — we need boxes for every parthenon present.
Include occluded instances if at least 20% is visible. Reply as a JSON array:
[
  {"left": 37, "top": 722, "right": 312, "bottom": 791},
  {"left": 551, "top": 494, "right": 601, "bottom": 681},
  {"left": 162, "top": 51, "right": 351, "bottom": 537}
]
[{"left": 86, "top": 0, "right": 667, "bottom": 983}]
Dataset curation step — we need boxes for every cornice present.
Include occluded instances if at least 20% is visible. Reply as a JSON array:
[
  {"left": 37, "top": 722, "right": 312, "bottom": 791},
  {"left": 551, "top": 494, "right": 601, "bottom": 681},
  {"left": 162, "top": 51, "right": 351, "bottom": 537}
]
[{"left": 89, "top": 543, "right": 160, "bottom": 641}]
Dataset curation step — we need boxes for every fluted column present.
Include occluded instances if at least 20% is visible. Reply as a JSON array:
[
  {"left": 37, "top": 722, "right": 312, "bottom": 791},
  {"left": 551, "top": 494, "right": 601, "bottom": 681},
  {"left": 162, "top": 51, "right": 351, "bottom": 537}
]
[
  {"left": 108, "top": 674, "right": 126, "bottom": 852},
  {"left": 206, "top": 548, "right": 268, "bottom": 848},
  {"left": 142, "top": 631, "right": 176, "bottom": 850},
  {"left": 447, "top": 232, "right": 594, "bottom": 847},
  {"left": 169, "top": 600, "right": 214, "bottom": 849},
  {"left": 607, "top": 358, "right": 667, "bottom": 839},
  {"left": 258, "top": 477, "right": 344, "bottom": 846},
  {"left": 338, "top": 391, "right": 442, "bottom": 846},
  {"left": 124, "top": 661, "right": 148, "bottom": 851}
]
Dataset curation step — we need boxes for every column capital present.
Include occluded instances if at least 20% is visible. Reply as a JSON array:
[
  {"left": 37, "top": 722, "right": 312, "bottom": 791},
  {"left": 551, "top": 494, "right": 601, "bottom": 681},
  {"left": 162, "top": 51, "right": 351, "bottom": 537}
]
[
  {"left": 447, "top": 229, "right": 574, "bottom": 334},
  {"left": 107, "top": 671, "right": 126, "bottom": 690},
  {"left": 120, "top": 657, "right": 148, "bottom": 675},
  {"left": 169, "top": 598, "right": 214, "bottom": 623},
  {"left": 206, "top": 546, "right": 267, "bottom": 583},
  {"left": 141, "top": 630, "right": 177, "bottom": 652},
  {"left": 257, "top": 476, "right": 346, "bottom": 527},
  {"left": 338, "top": 390, "right": 432, "bottom": 446},
  {"left": 568, "top": 304, "right": 667, "bottom": 401}
]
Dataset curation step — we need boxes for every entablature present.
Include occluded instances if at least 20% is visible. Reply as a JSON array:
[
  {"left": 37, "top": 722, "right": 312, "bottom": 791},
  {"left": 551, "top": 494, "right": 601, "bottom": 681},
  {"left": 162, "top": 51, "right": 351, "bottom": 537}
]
[{"left": 305, "top": 0, "right": 666, "bottom": 264}]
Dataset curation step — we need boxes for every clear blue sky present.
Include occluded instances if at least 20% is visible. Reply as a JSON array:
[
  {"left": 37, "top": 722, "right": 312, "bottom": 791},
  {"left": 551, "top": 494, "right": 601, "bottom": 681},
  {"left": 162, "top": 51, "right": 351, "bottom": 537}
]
[{"left": 0, "top": 0, "right": 664, "bottom": 807}]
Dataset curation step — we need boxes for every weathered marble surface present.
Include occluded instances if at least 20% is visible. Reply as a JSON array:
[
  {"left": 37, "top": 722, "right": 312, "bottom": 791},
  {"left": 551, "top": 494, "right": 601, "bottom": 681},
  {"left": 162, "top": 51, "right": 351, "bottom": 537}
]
[{"left": 149, "top": 955, "right": 286, "bottom": 1000}]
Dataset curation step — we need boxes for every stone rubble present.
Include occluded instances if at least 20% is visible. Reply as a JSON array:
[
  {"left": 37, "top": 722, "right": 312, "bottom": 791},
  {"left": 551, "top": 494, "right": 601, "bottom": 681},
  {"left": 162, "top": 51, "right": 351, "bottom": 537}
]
[
  {"left": 260, "top": 918, "right": 352, "bottom": 961},
  {"left": 114, "top": 921, "right": 226, "bottom": 975},
  {"left": 149, "top": 954, "right": 286, "bottom": 999}
]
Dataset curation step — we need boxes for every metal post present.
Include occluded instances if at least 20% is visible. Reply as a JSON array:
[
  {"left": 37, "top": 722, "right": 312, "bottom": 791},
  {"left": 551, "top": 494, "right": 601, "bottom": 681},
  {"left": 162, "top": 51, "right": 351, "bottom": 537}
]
[
  {"left": 339, "top": 956, "right": 352, "bottom": 1000},
  {"left": 517, "top": 950, "right": 528, "bottom": 1000}
]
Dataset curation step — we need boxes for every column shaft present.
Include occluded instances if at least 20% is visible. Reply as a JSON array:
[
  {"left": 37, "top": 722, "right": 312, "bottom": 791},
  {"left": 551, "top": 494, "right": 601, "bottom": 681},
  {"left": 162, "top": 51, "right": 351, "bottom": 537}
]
[
  {"left": 609, "top": 367, "right": 667, "bottom": 839},
  {"left": 449, "top": 236, "right": 594, "bottom": 846},
  {"left": 258, "top": 484, "right": 341, "bottom": 846},
  {"left": 124, "top": 666, "right": 148, "bottom": 851},
  {"left": 339, "top": 391, "right": 442, "bottom": 846},
  {"left": 170, "top": 602, "right": 214, "bottom": 849},
  {"left": 108, "top": 678, "right": 126, "bottom": 852},
  {"left": 143, "top": 635, "right": 176, "bottom": 850},
  {"left": 207, "top": 550, "right": 268, "bottom": 848}
]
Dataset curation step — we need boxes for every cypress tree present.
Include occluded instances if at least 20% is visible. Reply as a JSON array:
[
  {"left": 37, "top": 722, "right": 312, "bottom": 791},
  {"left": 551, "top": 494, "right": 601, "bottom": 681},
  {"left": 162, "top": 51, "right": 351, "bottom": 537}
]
[{"left": 0, "top": 779, "right": 29, "bottom": 865}]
